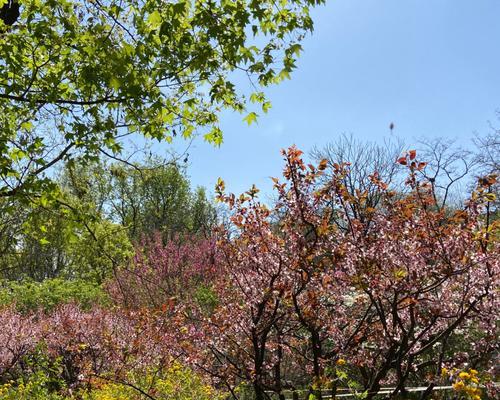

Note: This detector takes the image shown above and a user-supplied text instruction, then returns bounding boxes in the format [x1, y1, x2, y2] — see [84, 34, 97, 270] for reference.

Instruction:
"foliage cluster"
[0, 360, 218, 400]
[0, 278, 109, 313]
[0, 0, 323, 205]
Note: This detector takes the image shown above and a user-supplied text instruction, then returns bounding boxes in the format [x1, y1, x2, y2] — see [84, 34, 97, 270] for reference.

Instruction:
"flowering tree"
[206, 148, 358, 399]
[336, 152, 498, 399]
[202, 186, 289, 399]
[107, 233, 218, 310]
[205, 147, 498, 400]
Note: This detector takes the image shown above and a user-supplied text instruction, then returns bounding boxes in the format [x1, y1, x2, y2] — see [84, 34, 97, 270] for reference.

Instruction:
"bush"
[0, 368, 65, 400]
[0, 278, 109, 313]
[82, 363, 222, 400]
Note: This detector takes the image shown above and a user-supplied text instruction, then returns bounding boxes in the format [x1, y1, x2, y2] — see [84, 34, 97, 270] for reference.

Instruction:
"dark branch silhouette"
[0, 1, 20, 26]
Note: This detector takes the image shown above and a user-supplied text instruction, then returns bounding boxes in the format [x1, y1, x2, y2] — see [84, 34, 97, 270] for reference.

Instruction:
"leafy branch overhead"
[0, 0, 323, 199]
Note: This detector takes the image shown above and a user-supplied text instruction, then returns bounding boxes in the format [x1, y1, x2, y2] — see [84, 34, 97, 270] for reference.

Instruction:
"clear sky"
[175, 0, 500, 197]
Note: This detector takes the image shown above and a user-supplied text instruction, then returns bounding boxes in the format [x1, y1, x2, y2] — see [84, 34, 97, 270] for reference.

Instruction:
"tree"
[61, 158, 217, 241]
[106, 162, 215, 241]
[107, 233, 218, 309]
[311, 134, 405, 228]
[205, 189, 289, 400]
[0, 184, 134, 282]
[474, 112, 500, 176]
[0, 207, 133, 282]
[203, 146, 498, 400]
[336, 152, 498, 399]
[0, 155, 215, 283]
[414, 137, 479, 209]
[0, 0, 324, 204]
[205, 149, 355, 399]
[473, 115, 500, 223]
[311, 133, 499, 219]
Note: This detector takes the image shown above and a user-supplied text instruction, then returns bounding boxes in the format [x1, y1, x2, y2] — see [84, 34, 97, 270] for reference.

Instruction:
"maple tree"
[0, 0, 324, 205]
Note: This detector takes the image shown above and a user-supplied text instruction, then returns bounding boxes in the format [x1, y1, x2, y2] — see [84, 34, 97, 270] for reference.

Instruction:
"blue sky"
[176, 0, 500, 197]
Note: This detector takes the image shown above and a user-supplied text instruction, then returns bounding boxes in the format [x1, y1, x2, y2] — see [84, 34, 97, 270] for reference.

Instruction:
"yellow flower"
[459, 372, 470, 380]
[441, 367, 448, 377]
[469, 369, 478, 376]
[466, 386, 478, 395]
[453, 381, 465, 391]
[336, 358, 346, 366]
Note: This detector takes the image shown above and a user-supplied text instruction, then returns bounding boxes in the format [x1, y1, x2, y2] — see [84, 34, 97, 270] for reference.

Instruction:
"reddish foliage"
[107, 233, 218, 310]
[198, 146, 498, 399]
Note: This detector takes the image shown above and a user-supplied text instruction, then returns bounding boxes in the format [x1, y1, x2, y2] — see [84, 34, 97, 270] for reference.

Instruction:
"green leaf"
[243, 112, 258, 126]
[147, 10, 163, 29]
[21, 121, 34, 131]
[262, 101, 272, 113]
[109, 77, 121, 91]
[204, 126, 223, 146]
[10, 149, 27, 162]
[39, 238, 50, 245]
[278, 69, 291, 82]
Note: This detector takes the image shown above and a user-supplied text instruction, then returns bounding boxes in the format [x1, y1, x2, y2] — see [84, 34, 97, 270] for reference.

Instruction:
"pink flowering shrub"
[0, 236, 216, 395]
[0, 304, 186, 390]
[0, 307, 42, 381]
[107, 233, 218, 310]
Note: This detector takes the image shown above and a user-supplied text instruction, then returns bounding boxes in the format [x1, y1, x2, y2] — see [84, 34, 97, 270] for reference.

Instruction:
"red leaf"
[318, 159, 328, 171]
[397, 156, 407, 165]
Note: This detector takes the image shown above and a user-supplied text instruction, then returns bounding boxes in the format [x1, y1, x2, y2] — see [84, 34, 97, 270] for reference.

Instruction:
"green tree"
[61, 158, 217, 241]
[0, 197, 26, 275]
[0, 157, 213, 282]
[107, 162, 216, 240]
[0, 202, 133, 282]
[0, 0, 324, 204]
[0, 158, 133, 282]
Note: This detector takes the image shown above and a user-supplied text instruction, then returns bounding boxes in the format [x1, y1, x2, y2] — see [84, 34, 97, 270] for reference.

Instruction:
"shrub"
[0, 278, 109, 313]
[107, 234, 218, 310]
[82, 362, 222, 400]
[0, 366, 65, 400]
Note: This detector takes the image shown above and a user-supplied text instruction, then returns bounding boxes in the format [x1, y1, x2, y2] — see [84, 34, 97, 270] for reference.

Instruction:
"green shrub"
[82, 362, 222, 400]
[0, 342, 73, 393]
[0, 278, 109, 313]
[0, 368, 65, 400]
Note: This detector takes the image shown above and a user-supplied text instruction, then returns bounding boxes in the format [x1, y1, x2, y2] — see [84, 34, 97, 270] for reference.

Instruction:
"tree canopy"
[0, 0, 323, 202]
